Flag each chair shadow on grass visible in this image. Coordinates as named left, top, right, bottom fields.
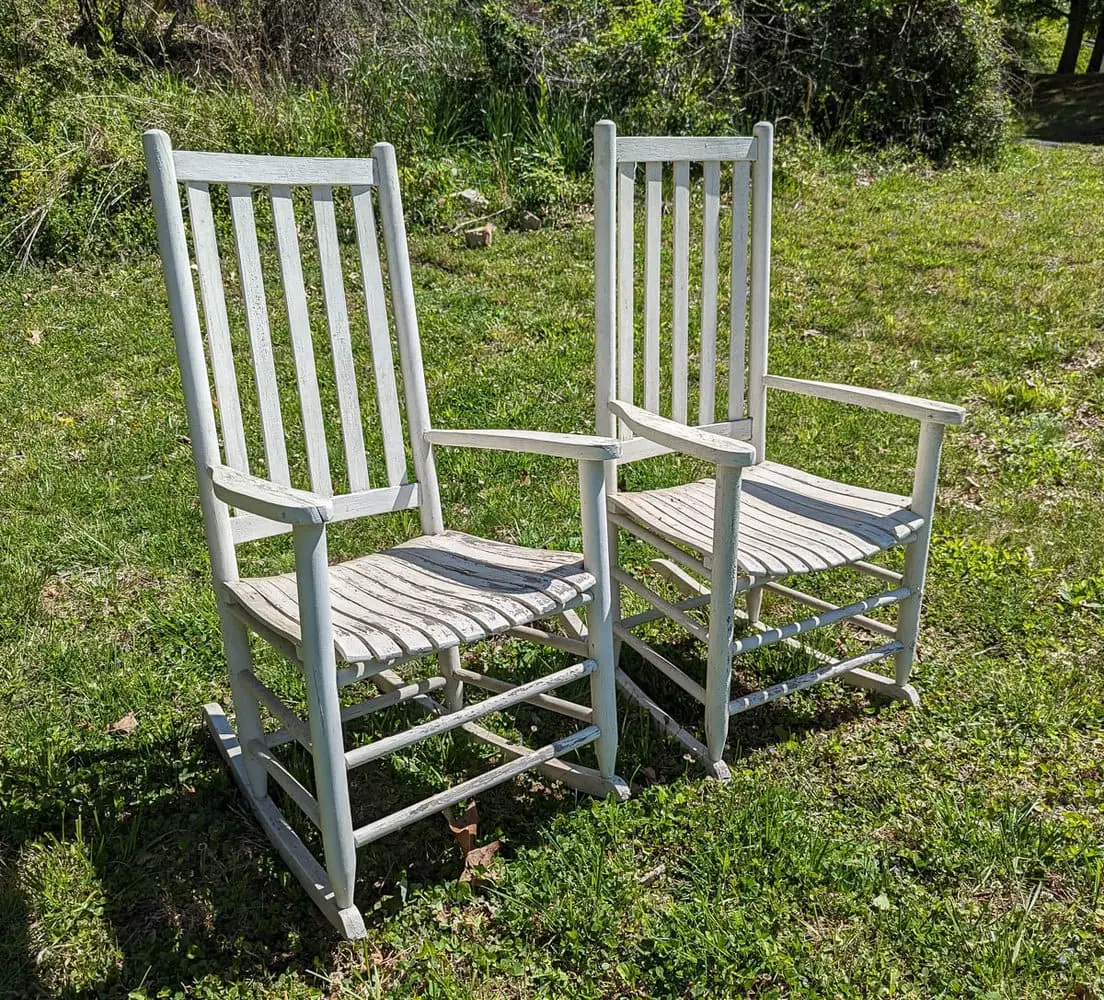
left=0, top=682, right=605, bottom=999
left=1, top=631, right=887, bottom=999
left=613, top=628, right=888, bottom=789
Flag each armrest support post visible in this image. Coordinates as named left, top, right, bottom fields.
left=895, top=420, right=946, bottom=687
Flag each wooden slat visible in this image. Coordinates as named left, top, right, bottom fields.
left=671, top=160, right=690, bottom=423
left=616, top=161, right=636, bottom=420
left=729, top=161, right=751, bottom=421
left=227, top=530, right=594, bottom=664
left=312, top=186, right=370, bottom=492
left=270, top=185, right=332, bottom=496
left=616, top=136, right=757, bottom=163
left=643, top=161, right=663, bottom=413
left=610, top=457, right=924, bottom=585
left=186, top=182, right=249, bottom=472
left=351, top=185, right=407, bottom=488
left=228, top=184, right=290, bottom=484
left=699, top=161, right=721, bottom=425
left=174, top=150, right=374, bottom=187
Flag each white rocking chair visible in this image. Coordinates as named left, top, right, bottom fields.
left=593, top=120, right=965, bottom=780
left=144, top=131, right=627, bottom=938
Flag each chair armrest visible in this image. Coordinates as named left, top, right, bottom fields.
left=423, top=428, right=621, bottom=461
left=609, top=400, right=757, bottom=467
left=208, top=464, right=334, bottom=525
left=763, top=375, right=966, bottom=426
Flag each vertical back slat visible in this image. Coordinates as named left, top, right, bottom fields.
left=671, top=160, right=690, bottom=423
left=699, top=162, right=721, bottom=426
left=187, top=182, right=249, bottom=472
left=312, top=185, right=370, bottom=492
left=351, top=185, right=407, bottom=488
left=643, top=161, right=663, bottom=414
left=270, top=185, right=333, bottom=496
left=228, top=184, right=290, bottom=485
left=728, top=161, right=751, bottom=421
left=616, top=161, right=636, bottom=426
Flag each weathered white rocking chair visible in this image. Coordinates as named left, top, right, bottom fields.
left=144, top=131, right=627, bottom=938
left=593, top=120, right=965, bottom=780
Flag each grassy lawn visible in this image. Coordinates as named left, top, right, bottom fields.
left=1, top=139, right=1103, bottom=998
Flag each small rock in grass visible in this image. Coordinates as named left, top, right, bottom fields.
left=465, top=223, right=496, bottom=249
left=455, top=188, right=488, bottom=209
left=519, top=211, right=540, bottom=231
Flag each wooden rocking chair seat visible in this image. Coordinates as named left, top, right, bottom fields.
left=611, top=461, right=925, bottom=579
left=225, top=530, right=594, bottom=665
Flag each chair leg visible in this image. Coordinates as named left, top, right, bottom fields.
left=894, top=421, right=945, bottom=692
left=579, top=459, right=620, bottom=785
left=219, top=606, right=268, bottom=798
left=746, top=585, right=764, bottom=625
left=293, top=524, right=358, bottom=916
left=705, top=466, right=743, bottom=765
left=438, top=647, right=464, bottom=712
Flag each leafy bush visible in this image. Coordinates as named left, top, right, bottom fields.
left=471, top=0, right=1012, bottom=162
left=0, top=0, right=1014, bottom=265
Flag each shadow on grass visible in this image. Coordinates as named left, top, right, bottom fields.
left=1023, top=73, right=1104, bottom=145
left=614, top=632, right=879, bottom=789
left=1, top=630, right=887, bottom=998
left=0, top=699, right=612, bottom=998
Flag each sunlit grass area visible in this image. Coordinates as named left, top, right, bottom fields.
left=1, top=140, right=1103, bottom=998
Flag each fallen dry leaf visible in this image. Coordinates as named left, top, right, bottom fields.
left=26, top=329, right=43, bottom=345
left=107, top=711, right=137, bottom=735
left=445, top=802, right=502, bottom=884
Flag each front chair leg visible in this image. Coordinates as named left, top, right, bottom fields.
left=894, top=420, right=945, bottom=691
left=579, top=458, right=619, bottom=783
left=293, top=523, right=358, bottom=915
left=705, top=466, right=743, bottom=764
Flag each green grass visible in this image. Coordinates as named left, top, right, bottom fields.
left=2, top=139, right=1104, bottom=998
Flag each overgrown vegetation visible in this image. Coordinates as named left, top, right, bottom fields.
left=0, top=0, right=1021, bottom=266
left=1, top=138, right=1103, bottom=999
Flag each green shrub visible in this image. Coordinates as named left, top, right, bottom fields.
left=471, top=0, right=1012, bottom=162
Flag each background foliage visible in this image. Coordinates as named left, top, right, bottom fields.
left=0, top=0, right=1026, bottom=266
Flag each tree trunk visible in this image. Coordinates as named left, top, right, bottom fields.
left=1088, top=6, right=1104, bottom=72
left=1059, top=0, right=1090, bottom=73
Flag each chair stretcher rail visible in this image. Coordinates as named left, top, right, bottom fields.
left=343, top=659, right=596, bottom=769
left=727, top=642, right=902, bottom=715
left=730, top=587, right=910, bottom=656
left=352, top=724, right=601, bottom=847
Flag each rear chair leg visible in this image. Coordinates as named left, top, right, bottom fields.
left=220, top=609, right=268, bottom=798
left=438, top=647, right=464, bottom=712
left=746, top=586, right=764, bottom=625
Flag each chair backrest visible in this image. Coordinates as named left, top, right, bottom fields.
left=144, top=132, right=443, bottom=585
left=593, top=120, right=773, bottom=464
